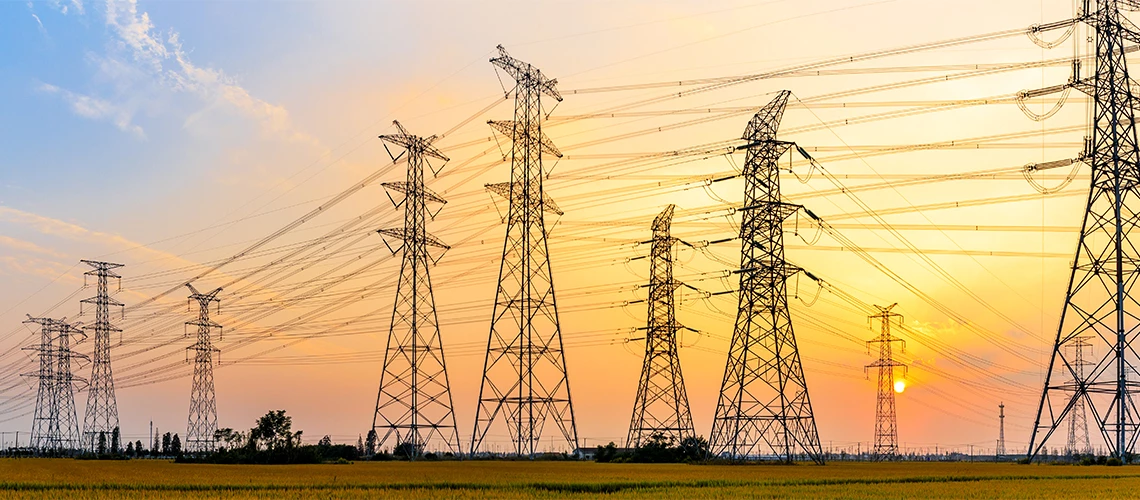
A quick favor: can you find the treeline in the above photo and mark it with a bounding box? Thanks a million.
[594,434,710,463]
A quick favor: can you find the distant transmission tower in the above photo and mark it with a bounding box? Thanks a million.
[1028,0,1140,459]
[372,120,461,458]
[709,90,824,463]
[1065,337,1093,455]
[865,304,906,460]
[471,45,579,457]
[24,316,85,453]
[185,283,222,453]
[998,402,1006,457]
[81,260,124,451]
[626,204,695,448]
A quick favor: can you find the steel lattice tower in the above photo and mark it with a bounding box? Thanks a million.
[185,283,222,453]
[709,91,824,463]
[865,304,906,460]
[626,205,695,448]
[1065,337,1093,454]
[80,260,124,451]
[372,120,461,458]
[23,316,85,453]
[998,402,1006,457]
[1029,0,1140,459]
[471,45,579,457]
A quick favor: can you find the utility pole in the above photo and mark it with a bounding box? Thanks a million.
[998,402,1006,458]
[184,283,222,453]
[81,260,124,452]
[626,204,695,448]
[709,90,824,464]
[866,303,906,460]
[23,316,85,453]
[372,120,461,458]
[1028,0,1140,460]
[471,45,578,457]
[1065,337,1093,455]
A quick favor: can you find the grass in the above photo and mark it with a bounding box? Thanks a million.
[0,459,1137,498]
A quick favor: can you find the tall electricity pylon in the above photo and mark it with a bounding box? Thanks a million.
[24,316,85,453]
[626,204,695,448]
[372,120,461,458]
[865,304,906,460]
[185,283,222,453]
[998,402,1006,457]
[1065,337,1093,454]
[471,45,579,457]
[80,260,124,451]
[1028,0,1140,459]
[709,90,824,463]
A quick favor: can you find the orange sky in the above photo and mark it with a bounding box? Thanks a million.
[0,0,1106,455]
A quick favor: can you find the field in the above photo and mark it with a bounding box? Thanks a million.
[1,459,1139,498]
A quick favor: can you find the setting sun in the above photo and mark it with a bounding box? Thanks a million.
[894,380,907,393]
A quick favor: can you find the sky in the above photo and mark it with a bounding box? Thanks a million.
[0,0,1110,456]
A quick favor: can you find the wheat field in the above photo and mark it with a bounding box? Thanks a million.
[1,459,1137,498]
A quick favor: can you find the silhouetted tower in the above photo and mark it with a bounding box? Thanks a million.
[24,316,85,452]
[709,90,824,463]
[372,120,461,458]
[1029,0,1140,459]
[1065,337,1093,454]
[865,304,906,460]
[998,402,1006,457]
[626,205,695,448]
[185,283,222,453]
[471,45,579,457]
[80,260,124,451]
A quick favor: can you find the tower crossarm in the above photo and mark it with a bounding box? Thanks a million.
[377,227,450,249]
[381,181,447,205]
[490,45,562,102]
[488,120,563,158]
[485,182,564,215]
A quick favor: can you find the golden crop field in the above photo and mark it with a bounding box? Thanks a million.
[1,459,1138,498]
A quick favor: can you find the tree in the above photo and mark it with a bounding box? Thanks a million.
[595,442,619,463]
[356,435,365,456]
[162,432,172,455]
[98,431,108,455]
[136,440,144,457]
[678,435,710,462]
[111,427,121,455]
[365,429,377,456]
[126,441,134,456]
[254,410,296,451]
[214,428,245,451]
[318,435,332,447]
[152,434,160,456]
[171,434,182,456]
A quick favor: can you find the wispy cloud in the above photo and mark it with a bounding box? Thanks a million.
[37,82,145,138]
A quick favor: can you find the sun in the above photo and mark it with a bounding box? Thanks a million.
[894,380,906,393]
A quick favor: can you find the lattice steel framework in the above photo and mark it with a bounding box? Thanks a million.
[471,45,579,457]
[1029,0,1140,459]
[865,304,906,460]
[626,205,695,448]
[23,316,85,453]
[372,120,461,458]
[1065,337,1094,454]
[998,402,1006,457]
[709,91,824,463]
[80,260,123,451]
[185,283,222,453]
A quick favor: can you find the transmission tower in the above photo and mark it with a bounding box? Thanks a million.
[80,260,124,451]
[998,402,1006,457]
[626,204,695,448]
[1065,337,1093,454]
[371,120,461,458]
[1028,0,1140,459]
[185,283,222,453]
[23,316,85,453]
[865,304,906,460]
[709,90,824,463]
[471,45,579,457]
